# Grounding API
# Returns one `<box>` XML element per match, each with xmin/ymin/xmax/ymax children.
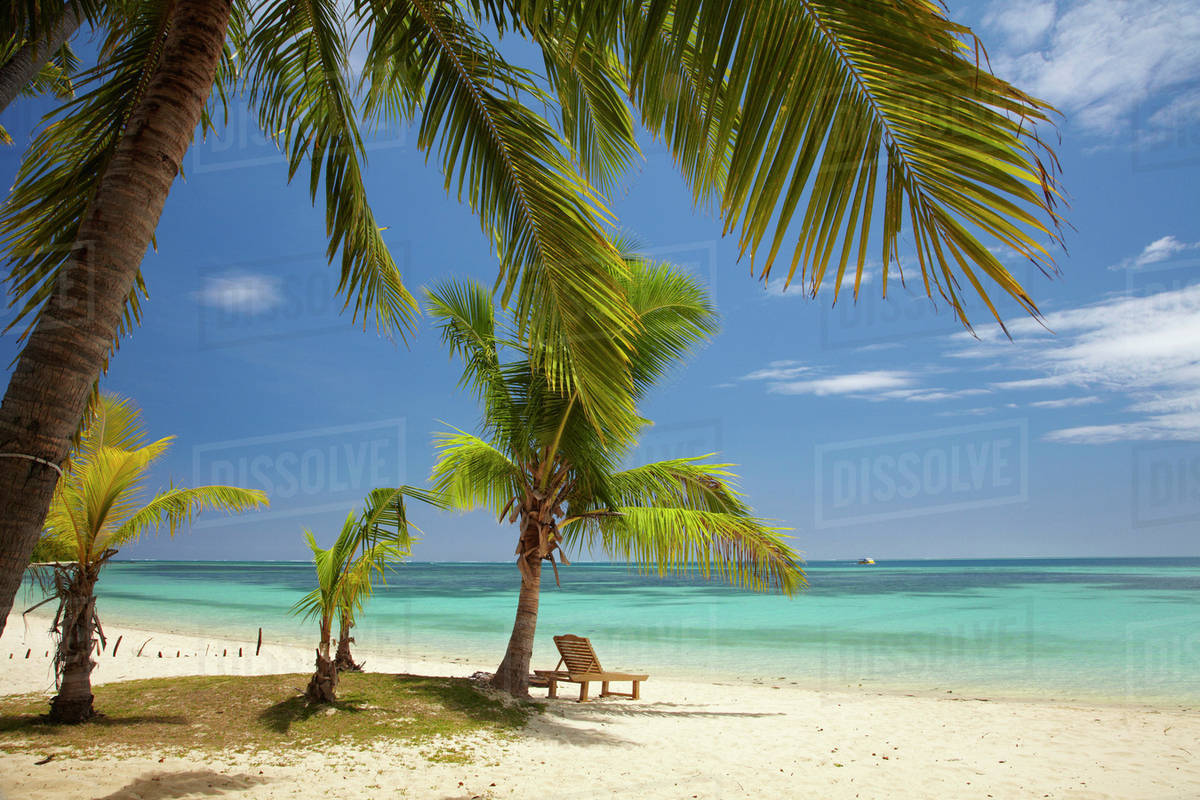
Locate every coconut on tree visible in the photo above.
<box><xmin>293</xmin><ymin>487</ymin><xmax>433</xmax><ymax>703</ymax></box>
<box><xmin>0</xmin><ymin>0</ymin><xmax>1066</xmax><ymax>633</ymax></box>
<box><xmin>27</xmin><ymin>394</ymin><xmax>266</xmax><ymax>723</ymax></box>
<box><xmin>428</xmin><ymin>256</ymin><xmax>806</xmax><ymax>697</ymax></box>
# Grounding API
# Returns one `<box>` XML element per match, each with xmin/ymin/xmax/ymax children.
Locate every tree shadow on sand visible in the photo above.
<box><xmin>92</xmin><ymin>770</ymin><xmax>270</xmax><ymax>800</ymax></box>
<box><xmin>0</xmin><ymin>713</ymin><xmax>189</xmax><ymax>735</ymax></box>
<box><xmin>257</xmin><ymin>694</ymin><xmax>366</xmax><ymax>734</ymax></box>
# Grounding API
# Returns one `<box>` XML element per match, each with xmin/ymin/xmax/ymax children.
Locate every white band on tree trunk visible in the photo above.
<box><xmin>0</xmin><ymin>452</ymin><xmax>64</xmax><ymax>476</ymax></box>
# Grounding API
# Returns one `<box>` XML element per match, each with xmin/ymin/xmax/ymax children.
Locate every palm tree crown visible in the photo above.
<box><xmin>33</xmin><ymin>393</ymin><xmax>267</xmax><ymax>722</ymax></box>
<box><xmin>428</xmin><ymin>254</ymin><xmax>804</xmax><ymax>695</ymax></box>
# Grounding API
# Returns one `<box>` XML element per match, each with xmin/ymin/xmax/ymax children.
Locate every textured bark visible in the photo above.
<box><xmin>492</xmin><ymin>509</ymin><xmax>546</xmax><ymax>697</ymax></box>
<box><xmin>0</xmin><ymin>0</ymin><xmax>233</xmax><ymax>637</ymax></box>
<box><xmin>48</xmin><ymin>567</ymin><xmax>98</xmax><ymax>724</ymax></box>
<box><xmin>333</xmin><ymin>618</ymin><xmax>361</xmax><ymax>672</ymax></box>
<box><xmin>306</xmin><ymin>616</ymin><xmax>338</xmax><ymax>703</ymax></box>
<box><xmin>0</xmin><ymin>5</ymin><xmax>84</xmax><ymax>114</ymax></box>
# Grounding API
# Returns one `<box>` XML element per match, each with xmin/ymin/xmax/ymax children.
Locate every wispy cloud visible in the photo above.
<box><xmin>1029</xmin><ymin>396</ymin><xmax>1102</xmax><ymax>408</ymax></box>
<box><xmin>741</xmin><ymin>360</ymin><xmax>810</xmax><ymax>381</ymax></box>
<box><xmin>195</xmin><ymin>272</ymin><xmax>284</xmax><ymax>315</ymax></box>
<box><xmin>984</xmin><ymin>0</ymin><xmax>1200</xmax><ymax>139</ymax></box>
<box><xmin>760</xmin><ymin>265</ymin><xmax>874</xmax><ymax>299</ymax></box>
<box><xmin>769</xmin><ymin>370</ymin><xmax>915</xmax><ymax>396</ymax></box>
<box><xmin>957</xmin><ymin>284</ymin><xmax>1200</xmax><ymax>441</ymax></box>
<box><xmin>1108</xmin><ymin>235</ymin><xmax>1200</xmax><ymax>270</ymax></box>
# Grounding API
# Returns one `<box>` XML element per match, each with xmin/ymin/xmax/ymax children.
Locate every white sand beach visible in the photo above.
<box><xmin>2</xmin><ymin>612</ymin><xmax>1197</xmax><ymax>800</ymax></box>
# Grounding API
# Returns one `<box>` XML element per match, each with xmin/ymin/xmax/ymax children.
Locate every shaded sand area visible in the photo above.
<box><xmin>2</xmin><ymin>612</ymin><xmax>1197</xmax><ymax>799</ymax></box>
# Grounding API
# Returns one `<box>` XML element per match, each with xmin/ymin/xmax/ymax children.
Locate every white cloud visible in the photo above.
<box><xmin>1109</xmin><ymin>235</ymin><xmax>1200</xmax><ymax>270</ymax></box>
<box><xmin>1029</xmin><ymin>396</ymin><xmax>1101</xmax><ymax>408</ymax></box>
<box><xmin>983</xmin><ymin>0</ymin><xmax>1057</xmax><ymax>49</ymax></box>
<box><xmin>741</xmin><ymin>363</ymin><xmax>810</xmax><ymax>381</ymax></box>
<box><xmin>955</xmin><ymin>284</ymin><xmax>1200</xmax><ymax>441</ymax></box>
<box><xmin>761</xmin><ymin>265</ymin><xmax>874</xmax><ymax>298</ymax></box>
<box><xmin>769</xmin><ymin>370</ymin><xmax>915</xmax><ymax>396</ymax></box>
<box><xmin>195</xmin><ymin>272</ymin><xmax>284</xmax><ymax>315</ymax></box>
<box><xmin>985</xmin><ymin>0</ymin><xmax>1200</xmax><ymax>138</ymax></box>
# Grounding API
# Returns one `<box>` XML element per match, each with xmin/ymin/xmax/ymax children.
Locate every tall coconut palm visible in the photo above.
<box><xmin>292</xmin><ymin>487</ymin><xmax>429</xmax><ymax>702</ymax></box>
<box><xmin>30</xmin><ymin>393</ymin><xmax>267</xmax><ymax>723</ymax></box>
<box><xmin>428</xmin><ymin>258</ymin><xmax>805</xmax><ymax>697</ymax></box>
<box><xmin>0</xmin><ymin>0</ymin><xmax>1066</xmax><ymax>634</ymax></box>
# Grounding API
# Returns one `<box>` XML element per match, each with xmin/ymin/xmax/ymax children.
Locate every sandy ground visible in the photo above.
<box><xmin>2</xmin><ymin>612</ymin><xmax>1198</xmax><ymax>800</ymax></box>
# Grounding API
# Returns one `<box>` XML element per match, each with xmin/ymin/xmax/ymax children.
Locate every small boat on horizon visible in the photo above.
<box><xmin>857</xmin><ymin>558</ymin><xmax>876</xmax><ymax>565</ymax></box>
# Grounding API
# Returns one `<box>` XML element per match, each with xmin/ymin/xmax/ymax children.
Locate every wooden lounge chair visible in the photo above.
<box><xmin>533</xmin><ymin>634</ymin><xmax>648</xmax><ymax>702</ymax></box>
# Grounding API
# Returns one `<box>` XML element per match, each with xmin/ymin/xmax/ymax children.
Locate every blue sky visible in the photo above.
<box><xmin>2</xmin><ymin>0</ymin><xmax>1199</xmax><ymax>561</ymax></box>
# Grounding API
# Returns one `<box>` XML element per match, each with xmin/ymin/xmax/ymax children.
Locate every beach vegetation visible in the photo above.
<box><xmin>0</xmin><ymin>0</ymin><xmax>1066</xmax><ymax>633</ymax></box>
<box><xmin>292</xmin><ymin>487</ymin><xmax>436</xmax><ymax>703</ymax></box>
<box><xmin>0</xmin><ymin>672</ymin><xmax>534</xmax><ymax>756</ymax></box>
<box><xmin>428</xmin><ymin>256</ymin><xmax>805</xmax><ymax>696</ymax></box>
<box><xmin>27</xmin><ymin>394</ymin><xmax>267</xmax><ymax>724</ymax></box>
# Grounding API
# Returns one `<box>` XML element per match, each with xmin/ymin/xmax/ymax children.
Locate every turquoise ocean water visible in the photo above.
<box><xmin>17</xmin><ymin>559</ymin><xmax>1200</xmax><ymax>705</ymax></box>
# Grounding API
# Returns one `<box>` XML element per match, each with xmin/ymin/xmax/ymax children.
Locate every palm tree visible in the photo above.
<box><xmin>29</xmin><ymin>393</ymin><xmax>267</xmax><ymax>723</ymax></box>
<box><xmin>0</xmin><ymin>0</ymin><xmax>1066</xmax><ymax>634</ymax></box>
<box><xmin>292</xmin><ymin>487</ymin><xmax>428</xmax><ymax>702</ymax></box>
<box><xmin>428</xmin><ymin>257</ymin><xmax>805</xmax><ymax>696</ymax></box>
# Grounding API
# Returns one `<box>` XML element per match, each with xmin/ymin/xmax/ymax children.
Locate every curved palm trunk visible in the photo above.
<box><xmin>492</xmin><ymin>511</ymin><xmax>545</xmax><ymax>697</ymax></box>
<box><xmin>0</xmin><ymin>0</ymin><xmax>233</xmax><ymax>636</ymax></box>
<box><xmin>306</xmin><ymin>615</ymin><xmax>338</xmax><ymax>703</ymax></box>
<box><xmin>0</xmin><ymin>5</ymin><xmax>84</xmax><ymax>114</ymax></box>
<box><xmin>334</xmin><ymin>617</ymin><xmax>362</xmax><ymax>672</ymax></box>
<box><xmin>49</xmin><ymin>566</ymin><xmax>99</xmax><ymax>724</ymax></box>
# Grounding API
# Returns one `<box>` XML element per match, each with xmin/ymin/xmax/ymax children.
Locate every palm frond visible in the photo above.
<box><xmin>243</xmin><ymin>0</ymin><xmax>417</xmax><ymax>340</ymax></box>
<box><xmin>620</xmin><ymin>257</ymin><xmax>718</xmax><ymax>398</ymax></box>
<box><xmin>0</xmin><ymin>0</ymin><xmax>169</xmax><ymax>347</ymax></box>
<box><xmin>103</xmin><ymin>484</ymin><xmax>268</xmax><ymax>551</ymax></box>
<box><xmin>562</xmin><ymin>506</ymin><xmax>803</xmax><ymax>595</ymax></box>
<box><xmin>430</xmin><ymin>429</ymin><xmax>525</xmax><ymax>519</ymax></box>
<box><xmin>620</xmin><ymin>0</ymin><xmax>1064</xmax><ymax>332</ymax></box>
<box><xmin>364</xmin><ymin>0</ymin><xmax>640</xmax><ymax>442</ymax></box>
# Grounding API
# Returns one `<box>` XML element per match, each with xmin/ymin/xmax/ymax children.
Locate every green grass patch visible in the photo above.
<box><xmin>0</xmin><ymin>673</ymin><xmax>537</xmax><ymax>757</ymax></box>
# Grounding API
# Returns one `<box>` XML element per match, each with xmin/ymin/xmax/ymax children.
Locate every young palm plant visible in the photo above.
<box><xmin>30</xmin><ymin>393</ymin><xmax>267</xmax><ymax>723</ymax></box>
<box><xmin>292</xmin><ymin>487</ymin><xmax>430</xmax><ymax>703</ymax></box>
<box><xmin>0</xmin><ymin>0</ymin><xmax>1066</xmax><ymax>632</ymax></box>
<box><xmin>429</xmin><ymin>258</ymin><xmax>805</xmax><ymax>696</ymax></box>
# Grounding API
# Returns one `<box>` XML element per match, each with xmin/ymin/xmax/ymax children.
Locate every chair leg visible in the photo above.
<box><xmin>632</xmin><ymin>680</ymin><xmax>640</xmax><ymax>700</ymax></box>
<box><xmin>579</xmin><ymin>681</ymin><xmax>589</xmax><ymax>702</ymax></box>
<box><xmin>547</xmin><ymin>679</ymin><xmax>557</xmax><ymax>699</ymax></box>
<box><xmin>601</xmin><ymin>681</ymin><xmax>610</xmax><ymax>697</ymax></box>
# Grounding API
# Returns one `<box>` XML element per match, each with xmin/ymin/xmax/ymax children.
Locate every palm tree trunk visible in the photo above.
<box><xmin>492</xmin><ymin>545</ymin><xmax>542</xmax><ymax>697</ymax></box>
<box><xmin>306</xmin><ymin>616</ymin><xmax>338</xmax><ymax>703</ymax></box>
<box><xmin>334</xmin><ymin>617</ymin><xmax>361</xmax><ymax>672</ymax></box>
<box><xmin>0</xmin><ymin>0</ymin><xmax>233</xmax><ymax>637</ymax></box>
<box><xmin>49</xmin><ymin>568</ymin><xmax>98</xmax><ymax>723</ymax></box>
<box><xmin>0</xmin><ymin>4</ymin><xmax>84</xmax><ymax>114</ymax></box>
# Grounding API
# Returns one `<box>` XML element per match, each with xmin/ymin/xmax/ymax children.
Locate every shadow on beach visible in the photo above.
<box><xmin>92</xmin><ymin>769</ymin><xmax>270</xmax><ymax>800</ymax></box>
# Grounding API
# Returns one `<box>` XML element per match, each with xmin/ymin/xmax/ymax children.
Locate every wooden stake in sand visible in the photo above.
<box><xmin>257</xmin><ymin>628</ymin><xmax>263</xmax><ymax>656</ymax></box>
<box><xmin>136</xmin><ymin>638</ymin><xmax>152</xmax><ymax>657</ymax></box>
<box><xmin>112</xmin><ymin>635</ymin><xmax>123</xmax><ymax>656</ymax></box>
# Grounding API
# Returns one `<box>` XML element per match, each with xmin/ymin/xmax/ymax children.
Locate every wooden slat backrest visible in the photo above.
<box><xmin>554</xmin><ymin>635</ymin><xmax>603</xmax><ymax>674</ymax></box>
